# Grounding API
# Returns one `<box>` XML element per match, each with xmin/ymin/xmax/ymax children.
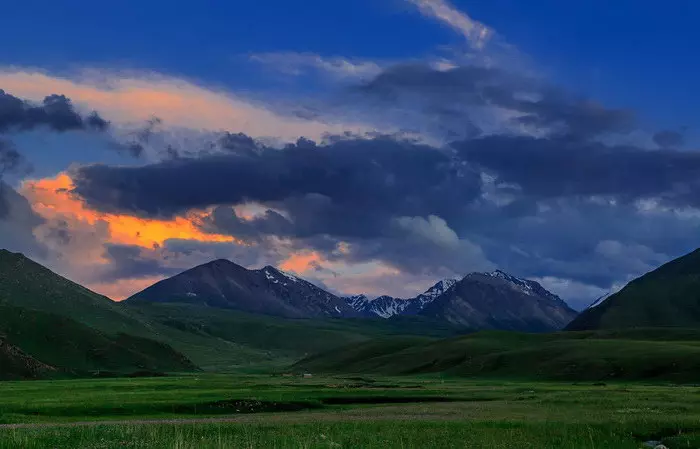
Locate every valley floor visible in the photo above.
<box><xmin>1</xmin><ymin>374</ymin><xmax>699</xmax><ymax>448</ymax></box>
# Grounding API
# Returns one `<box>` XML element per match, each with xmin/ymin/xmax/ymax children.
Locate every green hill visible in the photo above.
<box><xmin>294</xmin><ymin>328</ymin><xmax>700</xmax><ymax>381</ymax></box>
<box><xmin>0</xmin><ymin>250</ymin><xmax>196</xmax><ymax>376</ymax></box>
<box><xmin>0</xmin><ymin>249</ymin><xmax>155</xmax><ymax>335</ymax></box>
<box><xmin>567</xmin><ymin>248</ymin><xmax>700</xmax><ymax>330</ymax></box>
<box><xmin>0</xmin><ymin>305</ymin><xmax>196</xmax><ymax>375</ymax></box>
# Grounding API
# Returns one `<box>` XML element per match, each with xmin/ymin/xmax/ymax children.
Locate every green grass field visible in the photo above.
<box><xmin>2</xmin><ymin>374</ymin><xmax>700</xmax><ymax>448</ymax></box>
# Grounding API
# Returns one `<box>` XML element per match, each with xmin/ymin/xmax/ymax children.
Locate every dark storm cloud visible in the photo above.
<box><xmin>205</xmin><ymin>207</ymin><xmax>295</xmax><ymax>240</ymax></box>
<box><xmin>0</xmin><ymin>139</ymin><xmax>33</xmax><ymax>218</ymax></box>
<box><xmin>358</xmin><ymin>64</ymin><xmax>636</xmax><ymax>139</ymax></box>
<box><xmin>0</xmin><ymin>182</ymin><xmax>47</xmax><ymax>257</ymax></box>
<box><xmin>73</xmin><ymin>131</ymin><xmax>700</xmax><ymax>224</ymax></box>
<box><xmin>456</xmin><ymin>135</ymin><xmax>700</xmax><ymax>207</ymax></box>
<box><xmin>653</xmin><ymin>129</ymin><xmax>685</xmax><ymax>149</ymax></box>
<box><xmin>71</xmin><ymin>136</ymin><xmax>480</xmax><ymax>223</ymax></box>
<box><xmin>0</xmin><ymin>139</ymin><xmax>31</xmax><ymax>176</ymax></box>
<box><xmin>0</xmin><ymin>90</ymin><xmax>109</xmax><ymax>133</ymax></box>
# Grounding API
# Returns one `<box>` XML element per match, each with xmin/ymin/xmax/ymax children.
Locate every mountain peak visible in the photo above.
<box><xmin>484</xmin><ymin>269</ymin><xmax>520</xmax><ymax>281</ymax></box>
<box><xmin>421</xmin><ymin>271</ymin><xmax>577</xmax><ymax>331</ymax></box>
<box><xmin>463</xmin><ymin>269</ymin><xmax>559</xmax><ymax>301</ymax></box>
<box><xmin>420</xmin><ymin>278</ymin><xmax>458</xmax><ymax>299</ymax></box>
<box><xmin>207</xmin><ymin>258</ymin><xmax>236</xmax><ymax>266</ymax></box>
<box><xmin>128</xmin><ymin>258</ymin><xmax>356</xmax><ymax>318</ymax></box>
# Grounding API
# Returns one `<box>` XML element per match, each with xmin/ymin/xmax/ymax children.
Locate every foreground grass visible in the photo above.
<box><xmin>2</xmin><ymin>374</ymin><xmax>700</xmax><ymax>447</ymax></box>
<box><xmin>0</xmin><ymin>421</ymin><xmax>649</xmax><ymax>449</ymax></box>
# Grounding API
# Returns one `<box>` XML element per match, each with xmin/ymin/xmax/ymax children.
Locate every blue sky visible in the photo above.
<box><xmin>0</xmin><ymin>0</ymin><xmax>698</xmax><ymax>308</ymax></box>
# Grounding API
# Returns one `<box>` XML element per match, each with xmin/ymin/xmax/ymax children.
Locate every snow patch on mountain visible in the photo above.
<box><xmin>343</xmin><ymin>279</ymin><xmax>458</xmax><ymax>319</ymax></box>
<box><xmin>482</xmin><ymin>270</ymin><xmax>562</xmax><ymax>302</ymax></box>
<box><xmin>587</xmin><ymin>292</ymin><xmax>611</xmax><ymax>309</ymax></box>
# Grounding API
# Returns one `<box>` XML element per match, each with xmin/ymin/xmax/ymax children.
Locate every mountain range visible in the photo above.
<box><xmin>126</xmin><ymin>259</ymin><xmax>576</xmax><ymax>332</ymax></box>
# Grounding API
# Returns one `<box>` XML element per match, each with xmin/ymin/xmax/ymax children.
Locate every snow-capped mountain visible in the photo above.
<box><xmin>419</xmin><ymin>270</ymin><xmax>578</xmax><ymax>331</ymax></box>
<box><xmin>481</xmin><ymin>270</ymin><xmax>563</xmax><ymax>302</ymax></box>
<box><xmin>343</xmin><ymin>279</ymin><xmax>458</xmax><ymax>318</ymax></box>
<box><xmin>129</xmin><ymin>259</ymin><xmax>575</xmax><ymax>331</ymax></box>
<box><xmin>409</xmin><ymin>278</ymin><xmax>458</xmax><ymax>311</ymax></box>
<box><xmin>343</xmin><ymin>294</ymin><xmax>411</xmax><ymax>318</ymax></box>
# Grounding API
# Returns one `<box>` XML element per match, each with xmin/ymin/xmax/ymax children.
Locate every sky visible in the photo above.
<box><xmin>0</xmin><ymin>0</ymin><xmax>698</xmax><ymax>309</ymax></box>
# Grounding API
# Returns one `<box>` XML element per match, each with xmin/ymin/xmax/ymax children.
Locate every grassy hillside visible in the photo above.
<box><xmin>0</xmin><ymin>250</ymin><xmax>155</xmax><ymax>336</ymax></box>
<box><xmin>0</xmin><ymin>305</ymin><xmax>196</xmax><ymax>375</ymax></box>
<box><xmin>568</xmin><ymin>247</ymin><xmax>700</xmax><ymax>330</ymax></box>
<box><xmin>295</xmin><ymin>328</ymin><xmax>700</xmax><ymax>381</ymax></box>
<box><xmin>0</xmin><ymin>250</ymin><xmax>200</xmax><ymax>376</ymax></box>
<box><xmin>125</xmin><ymin>303</ymin><xmax>459</xmax><ymax>370</ymax></box>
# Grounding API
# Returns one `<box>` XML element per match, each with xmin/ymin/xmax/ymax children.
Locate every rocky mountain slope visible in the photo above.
<box><xmin>417</xmin><ymin>270</ymin><xmax>577</xmax><ymax>331</ymax></box>
<box><xmin>126</xmin><ymin>259</ymin><xmax>358</xmax><ymax>319</ymax></box>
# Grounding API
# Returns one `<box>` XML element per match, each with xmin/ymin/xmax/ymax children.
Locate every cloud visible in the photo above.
<box><xmin>66</xmin><ymin>133</ymin><xmax>495</xmax><ymax>285</ymax></box>
<box><xmin>0</xmin><ymin>89</ymin><xmax>109</xmax><ymax>133</ymax></box>
<box><xmin>100</xmin><ymin>243</ymin><xmax>184</xmax><ymax>282</ymax></box>
<box><xmin>456</xmin><ymin>135</ymin><xmax>700</xmax><ymax>207</ymax></box>
<box><xmin>357</xmin><ymin>63</ymin><xmax>636</xmax><ymax>140</ymax></box>
<box><xmin>653</xmin><ymin>129</ymin><xmax>685</xmax><ymax>149</ymax></box>
<box><xmin>250</xmin><ymin>52</ymin><xmax>382</xmax><ymax>80</ymax></box>
<box><xmin>86</xmin><ymin>276</ymin><xmax>168</xmax><ymax>301</ymax></box>
<box><xmin>70</xmin><ymin>135</ymin><xmax>475</xmax><ymax>221</ymax></box>
<box><xmin>394</xmin><ymin>215</ymin><xmax>459</xmax><ymax>249</ymax></box>
<box><xmin>0</xmin><ymin>183</ymin><xmax>47</xmax><ymax>258</ymax></box>
<box><xmin>0</xmin><ymin>69</ymin><xmax>376</xmax><ymax>142</ymax></box>
<box><xmin>532</xmin><ymin>276</ymin><xmax>611</xmax><ymax>311</ymax></box>
<box><xmin>405</xmin><ymin>0</ymin><xmax>493</xmax><ymax>50</ymax></box>
<box><xmin>21</xmin><ymin>173</ymin><xmax>239</xmax><ymax>249</ymax></box>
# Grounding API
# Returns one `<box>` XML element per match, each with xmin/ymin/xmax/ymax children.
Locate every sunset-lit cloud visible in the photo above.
<box><xmin>0</xmin><ymin>69</ymin><xmax>375</xmax><ymax>142</ymax></box>
<box><xmin>279</xmin><ymin>251</ymin><xmax>323</xmax><ymax>273</ymax></box>
<box><xmin>21</xmin><ymin>173</ymin><xmax>239</xmax><ymax>249</ymax></box>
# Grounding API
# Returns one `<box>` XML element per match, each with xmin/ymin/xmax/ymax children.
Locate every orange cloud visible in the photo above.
<box><xmin>0</xmin><ymin>69</ymin><xmax>375</xmax><ymax>141</ymax></box>
<box><xmin>279</xmin><ymin>251</ymin><xmax>323</xmax><ymax>273</ymax></box>
<box><xmin>22</xmin><ymin>173</ymin><xmax>239</xmax><ymax>249</ymax></box>
<box><xmin>87</xmin><ymin>276</ymin><xmax>166</xmax><ymax>301</ymax></box>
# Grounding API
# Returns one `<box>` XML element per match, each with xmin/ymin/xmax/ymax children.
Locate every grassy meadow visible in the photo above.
<box><xmin>1</xmin><ymin>374</ymin><xmax>700</xmax><ymax>448</ymax></box>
